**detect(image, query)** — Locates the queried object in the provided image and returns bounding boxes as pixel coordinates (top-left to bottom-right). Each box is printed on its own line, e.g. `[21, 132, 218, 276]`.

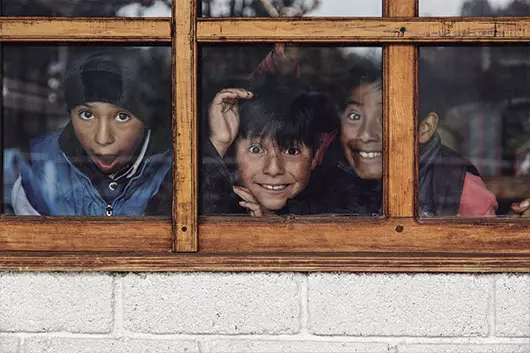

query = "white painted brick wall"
[495, 274, 530, 337]
[123, 273, 300, 334]
[308, 274, 491, 336]
[0, 337, 19, 353]
[0, 273, 113, 333]
[0, 272, 528, 353]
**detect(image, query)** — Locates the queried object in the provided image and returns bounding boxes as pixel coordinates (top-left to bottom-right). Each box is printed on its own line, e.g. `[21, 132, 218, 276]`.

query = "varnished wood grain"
[174, 0, 198, 252]
[1, 252, 530, 272]
[385, 0, 417, 17]
[197, 18, 530, 42]
[0, 18, 170, 41]
[0, 218, 171, 252]
[3, 17, 530, 43]
[198, 217, 530, 255]
[386, 46, 416, 217]
[4, 13, 530, 271]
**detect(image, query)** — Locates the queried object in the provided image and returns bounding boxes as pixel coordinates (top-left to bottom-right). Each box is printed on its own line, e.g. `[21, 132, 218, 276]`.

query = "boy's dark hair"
[331, 56, 382, 112]
[63, 48, 170, 128]
[237, 76, 337, 153]
[418, 58, 443, 123]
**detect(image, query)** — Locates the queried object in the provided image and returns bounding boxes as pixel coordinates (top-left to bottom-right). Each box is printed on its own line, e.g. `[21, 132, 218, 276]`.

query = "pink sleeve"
[250, 51, 277, 78]
[249, 51, 301, 79]
[457, 172, 498, 216]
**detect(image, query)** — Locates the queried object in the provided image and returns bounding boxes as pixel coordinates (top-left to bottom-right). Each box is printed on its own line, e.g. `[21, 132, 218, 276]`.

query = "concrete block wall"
[0, 273, 529, 353]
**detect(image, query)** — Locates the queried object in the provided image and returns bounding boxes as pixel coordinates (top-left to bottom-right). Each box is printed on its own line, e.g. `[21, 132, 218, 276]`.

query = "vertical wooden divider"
[384, 0, 417, 218]
[174, 0, 198, 252]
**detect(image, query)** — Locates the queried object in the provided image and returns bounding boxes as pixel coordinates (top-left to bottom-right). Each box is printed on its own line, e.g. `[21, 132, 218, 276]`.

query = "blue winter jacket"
[15, 128, 171, 216]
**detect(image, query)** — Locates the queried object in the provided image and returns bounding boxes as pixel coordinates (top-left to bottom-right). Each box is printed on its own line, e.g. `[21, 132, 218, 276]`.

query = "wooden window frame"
[2, 0, 530, 272]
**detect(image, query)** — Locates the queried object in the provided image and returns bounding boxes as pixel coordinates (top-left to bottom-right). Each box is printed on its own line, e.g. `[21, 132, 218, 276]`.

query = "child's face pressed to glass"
[340, 82, 383, 180]
[71, 102, 144, 174]
[235, 136, 314, 212]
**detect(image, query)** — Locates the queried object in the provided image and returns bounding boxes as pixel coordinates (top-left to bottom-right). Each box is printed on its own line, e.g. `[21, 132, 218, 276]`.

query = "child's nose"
[263, 154, 285, 176]
[359, 116, 381, 143]
[94, 120, 115, 146]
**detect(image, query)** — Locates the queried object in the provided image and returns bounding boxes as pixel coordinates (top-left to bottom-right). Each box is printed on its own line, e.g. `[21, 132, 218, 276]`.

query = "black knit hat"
[64, 49, 158, 127]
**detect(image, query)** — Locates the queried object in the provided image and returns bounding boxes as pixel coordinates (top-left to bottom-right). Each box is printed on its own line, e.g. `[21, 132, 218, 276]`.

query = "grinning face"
[340, 82, 383, 180]
[235, 136, 314, 212]
[71, 102, 144, 174]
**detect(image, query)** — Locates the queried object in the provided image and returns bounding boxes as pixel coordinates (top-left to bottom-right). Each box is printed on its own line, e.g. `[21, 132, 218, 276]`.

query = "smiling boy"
[200, 77, 364, 216]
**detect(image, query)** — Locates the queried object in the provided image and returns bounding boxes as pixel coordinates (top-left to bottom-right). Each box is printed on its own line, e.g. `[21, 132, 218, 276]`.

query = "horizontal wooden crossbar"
[0, 218, 172, 252]
[198, 17, 530, 42]
[2, 17, 530, 42]
[198, 217, 530, 255]
[1, 251, 530, 272]
[0, 18, 170, 41]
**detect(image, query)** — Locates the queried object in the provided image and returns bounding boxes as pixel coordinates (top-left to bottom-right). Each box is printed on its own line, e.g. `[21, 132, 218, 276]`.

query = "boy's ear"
[311, 147, 323, 170]
[418, 112, 439, 144]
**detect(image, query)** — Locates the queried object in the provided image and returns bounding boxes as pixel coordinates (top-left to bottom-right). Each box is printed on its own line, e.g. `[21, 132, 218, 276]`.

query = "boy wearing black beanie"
[11, 49, 172, 216]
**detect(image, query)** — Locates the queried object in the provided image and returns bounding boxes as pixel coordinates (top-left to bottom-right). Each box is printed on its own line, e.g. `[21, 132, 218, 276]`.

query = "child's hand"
[233, 186, 273, 217]
[508, 198, 530, 217]
[208, 88, 253, 157]
[271, 6, 305, 74]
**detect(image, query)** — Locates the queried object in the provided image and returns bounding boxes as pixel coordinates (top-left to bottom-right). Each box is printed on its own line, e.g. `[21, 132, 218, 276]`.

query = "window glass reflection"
[201, 0, 381, 17]
[1, 0, 171, 17]
[421, 0, 530, 17]
[3, 46, 172, 216]
[419, 46, 530, 217]
[200, 45, 383, 217]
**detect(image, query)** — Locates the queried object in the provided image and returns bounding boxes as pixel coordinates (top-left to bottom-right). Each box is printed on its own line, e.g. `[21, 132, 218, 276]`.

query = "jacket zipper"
[106, 204, 113, 216]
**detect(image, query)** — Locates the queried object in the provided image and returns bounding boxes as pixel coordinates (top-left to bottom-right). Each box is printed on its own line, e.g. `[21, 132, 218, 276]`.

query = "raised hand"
[208, 88, 253, 157]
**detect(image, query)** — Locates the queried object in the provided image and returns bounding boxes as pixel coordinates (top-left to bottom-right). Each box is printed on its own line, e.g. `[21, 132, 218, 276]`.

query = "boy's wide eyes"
[346, 112, 361, 121]
[115, 112, 131, 123]
[78, 110, 94, 120]
[283, 147, 301, 156]
[248, 144, 264, 154]
[77, 110, 131, 123]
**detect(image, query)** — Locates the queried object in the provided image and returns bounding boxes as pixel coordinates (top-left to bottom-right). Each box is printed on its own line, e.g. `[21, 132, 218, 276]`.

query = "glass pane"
[200, 45, 383, 217]
[1, 0, 171, 17]
[419, 46, 530, 218]
[200, 0, 381, 17]
[2, 45, 172, 216]
[420, 0, 530, 16]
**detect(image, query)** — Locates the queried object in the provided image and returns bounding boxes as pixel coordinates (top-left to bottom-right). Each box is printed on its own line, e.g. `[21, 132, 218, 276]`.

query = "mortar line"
[18, 336, 24, 353]
[527, 274, 530, 352]
[112, 274, 125, 336]
[299, 274, 309, 334]
[489, 275, 497, 337]
[198, 339, 211, 353]
[4, 330, 530, 343]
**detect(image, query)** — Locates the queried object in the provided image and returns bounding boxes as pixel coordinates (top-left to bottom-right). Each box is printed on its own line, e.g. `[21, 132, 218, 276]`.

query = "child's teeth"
[262, 184, 287, 190]
[358, 151, 381, 159]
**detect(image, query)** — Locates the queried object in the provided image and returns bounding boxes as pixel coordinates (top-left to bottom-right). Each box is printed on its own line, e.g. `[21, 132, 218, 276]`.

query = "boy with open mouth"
[11, 49, 172, 216]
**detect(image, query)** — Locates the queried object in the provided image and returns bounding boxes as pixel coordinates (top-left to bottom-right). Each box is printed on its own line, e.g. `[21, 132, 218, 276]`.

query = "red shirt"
[458, 173, 498, 216]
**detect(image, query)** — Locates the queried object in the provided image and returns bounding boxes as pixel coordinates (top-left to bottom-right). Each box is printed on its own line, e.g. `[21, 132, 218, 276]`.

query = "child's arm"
[200, 138, 239, 215]
[249, 5, 305, 78]
[201, 88, 253, 215]
[457, 173, 498, 216]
